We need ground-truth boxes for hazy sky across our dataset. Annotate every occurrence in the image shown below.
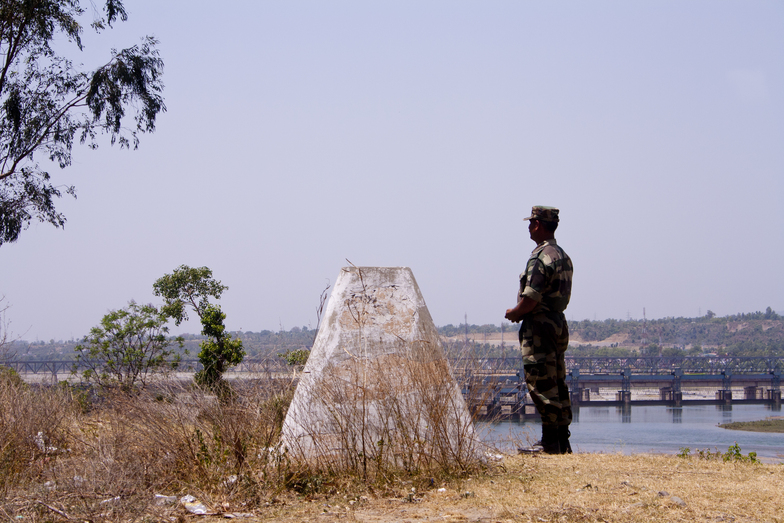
[2,1,782,342]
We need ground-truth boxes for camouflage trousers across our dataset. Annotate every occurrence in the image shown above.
[520,311,572,427]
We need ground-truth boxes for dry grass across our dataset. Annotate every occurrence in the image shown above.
[284,353,480,484]
[482,452,784,522]
[200,452,783,522]
[0,373,296,521]
[0,374,76,494]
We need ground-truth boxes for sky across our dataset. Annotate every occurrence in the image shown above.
[1,1,782,342]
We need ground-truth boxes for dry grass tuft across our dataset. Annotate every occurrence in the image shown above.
[0,373,76,494]
[0,374,297,520]
[284,353,481,486]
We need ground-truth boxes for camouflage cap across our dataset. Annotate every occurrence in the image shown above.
[523,206,560,223]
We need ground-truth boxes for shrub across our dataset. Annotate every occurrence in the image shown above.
[74,301,183,391]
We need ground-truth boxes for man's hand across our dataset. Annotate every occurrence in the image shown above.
[505,296,538,323]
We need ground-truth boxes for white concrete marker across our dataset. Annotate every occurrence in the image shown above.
[281,266,477,460]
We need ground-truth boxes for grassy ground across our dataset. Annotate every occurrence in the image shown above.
[3,371,783,522]
[203,452,784,522]
[7,450,782,522]
[719,417,784,433]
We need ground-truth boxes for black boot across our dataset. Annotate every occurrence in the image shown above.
[541,425,561,455]
[558,426,572,454]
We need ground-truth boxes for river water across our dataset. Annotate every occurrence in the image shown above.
[481,404,784,462]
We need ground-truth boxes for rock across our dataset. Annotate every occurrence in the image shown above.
[670,495,687,507]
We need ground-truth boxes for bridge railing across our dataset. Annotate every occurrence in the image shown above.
[450,356,783,375]
[2,356,781,375]
[0,358,291,375]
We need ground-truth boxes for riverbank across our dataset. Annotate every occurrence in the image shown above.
[720,417,784,433]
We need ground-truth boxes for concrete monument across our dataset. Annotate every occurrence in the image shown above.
[281,266,477,466]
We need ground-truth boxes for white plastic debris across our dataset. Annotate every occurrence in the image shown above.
[34,432,45,452]
[153,494,177,506]
[180,494,209,515]
[484,452,504,461]
[34,431,58,453]
[222,475,238,488]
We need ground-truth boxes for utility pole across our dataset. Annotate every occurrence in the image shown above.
[464,313,468,348]
[641,307,648,346]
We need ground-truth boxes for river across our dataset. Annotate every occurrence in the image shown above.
[481,404,784,462]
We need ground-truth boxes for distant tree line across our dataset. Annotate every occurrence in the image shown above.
[437,308,783,359]
[5,309,782,361]
[438,323,520,338]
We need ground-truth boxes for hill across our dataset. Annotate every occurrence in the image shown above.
[440,308,784,358]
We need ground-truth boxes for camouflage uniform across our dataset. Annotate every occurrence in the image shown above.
[518,208,573,428]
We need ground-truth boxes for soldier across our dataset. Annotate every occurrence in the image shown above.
[505,206,573,454]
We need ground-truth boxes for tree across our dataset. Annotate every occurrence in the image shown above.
[195,304,244,393]
[74,301,182,391]
[0,0,165,245]
[661,346,685,358]
[153,265,244,394]
[640,343,661,357]
[279,348,310,368]
[152,265,227,325]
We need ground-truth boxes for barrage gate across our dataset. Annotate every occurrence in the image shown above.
[461,356,783,420]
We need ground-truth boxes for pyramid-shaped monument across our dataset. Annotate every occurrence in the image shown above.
[282,267,477,464]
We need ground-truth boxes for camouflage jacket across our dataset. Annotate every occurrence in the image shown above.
[518,239,573,315]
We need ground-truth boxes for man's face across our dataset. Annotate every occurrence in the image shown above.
[528,219,538,241]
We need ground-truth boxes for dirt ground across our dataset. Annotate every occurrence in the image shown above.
[191,452,784,523]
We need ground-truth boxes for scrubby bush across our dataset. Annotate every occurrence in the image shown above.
[0,370,76,494]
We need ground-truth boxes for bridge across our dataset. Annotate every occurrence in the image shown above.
[4,356,782,416]
[5,355,781,375]
[0,358,291,376]
[460,356,783,418]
